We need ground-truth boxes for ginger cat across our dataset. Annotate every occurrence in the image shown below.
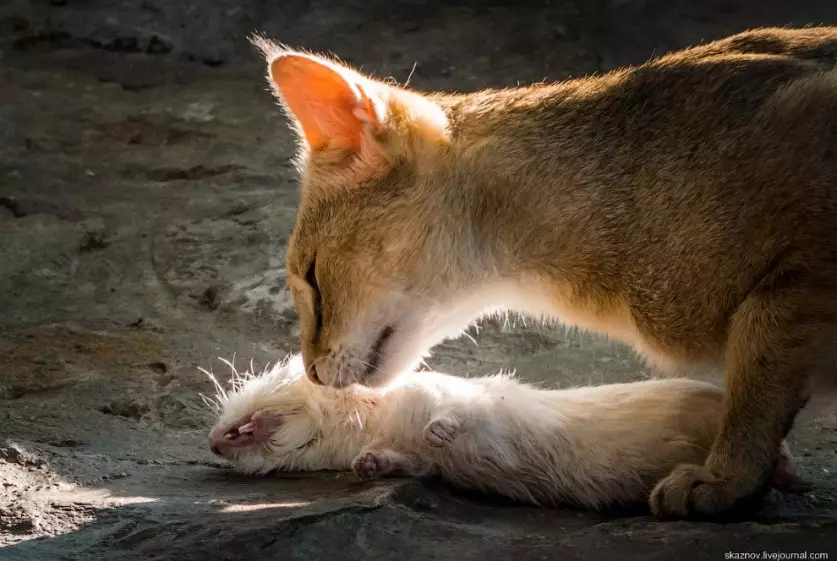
[252,27,837,519]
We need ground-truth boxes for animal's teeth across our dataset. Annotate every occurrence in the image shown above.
[224,430,238,439]
[237,422,256,434]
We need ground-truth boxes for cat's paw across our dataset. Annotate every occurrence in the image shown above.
[351,450,392,481]
[650,463,742,518]
[423,417,460,448]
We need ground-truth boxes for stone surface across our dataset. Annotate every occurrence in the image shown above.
[3,0,837,559]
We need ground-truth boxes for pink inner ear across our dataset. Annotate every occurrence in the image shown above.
[268,53,378,151]
[210,411,284,449]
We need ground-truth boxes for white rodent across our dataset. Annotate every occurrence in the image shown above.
[206,355,807,510]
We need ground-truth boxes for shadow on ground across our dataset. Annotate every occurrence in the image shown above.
[3,0,837,558]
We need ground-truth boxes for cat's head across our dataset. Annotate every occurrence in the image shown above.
[254,38,497,389]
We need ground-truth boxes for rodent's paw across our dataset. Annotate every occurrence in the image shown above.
[351,451,392,481]
[423,417,460,448]
[771,449,813,494]
[649,464,742,519]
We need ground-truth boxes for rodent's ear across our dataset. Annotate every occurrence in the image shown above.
[252,36,386,153]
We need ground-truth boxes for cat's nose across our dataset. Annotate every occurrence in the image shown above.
[307,363,323,385]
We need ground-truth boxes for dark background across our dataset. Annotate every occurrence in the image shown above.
[2,1,837,559]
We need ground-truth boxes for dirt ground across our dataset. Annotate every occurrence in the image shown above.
[3,0,837,559]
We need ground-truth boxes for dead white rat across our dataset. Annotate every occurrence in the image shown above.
[205,355,809,510]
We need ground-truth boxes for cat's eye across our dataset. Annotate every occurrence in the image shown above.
[305,260,323,332]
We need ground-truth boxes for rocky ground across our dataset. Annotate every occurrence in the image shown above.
[3,1,837,559]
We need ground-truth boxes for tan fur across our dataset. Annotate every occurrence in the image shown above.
[254,27,837,518]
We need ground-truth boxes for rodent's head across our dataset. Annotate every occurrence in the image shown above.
[254,37,495,389]
[206,355,378,474]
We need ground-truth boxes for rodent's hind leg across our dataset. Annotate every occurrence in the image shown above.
[771,441,813,494]
[423,412,464,448]
[351,448,433,481]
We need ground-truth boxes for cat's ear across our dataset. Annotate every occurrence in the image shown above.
[253,38,385,152]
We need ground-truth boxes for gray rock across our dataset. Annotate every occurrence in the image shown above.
[3,0,837,559]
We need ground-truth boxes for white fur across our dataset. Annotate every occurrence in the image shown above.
[357,279,559,388]
[335,276,676,389]
[208,354,730,510]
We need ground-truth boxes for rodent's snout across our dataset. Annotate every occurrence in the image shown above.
[208,411,285,458]
[209,429,233,458]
